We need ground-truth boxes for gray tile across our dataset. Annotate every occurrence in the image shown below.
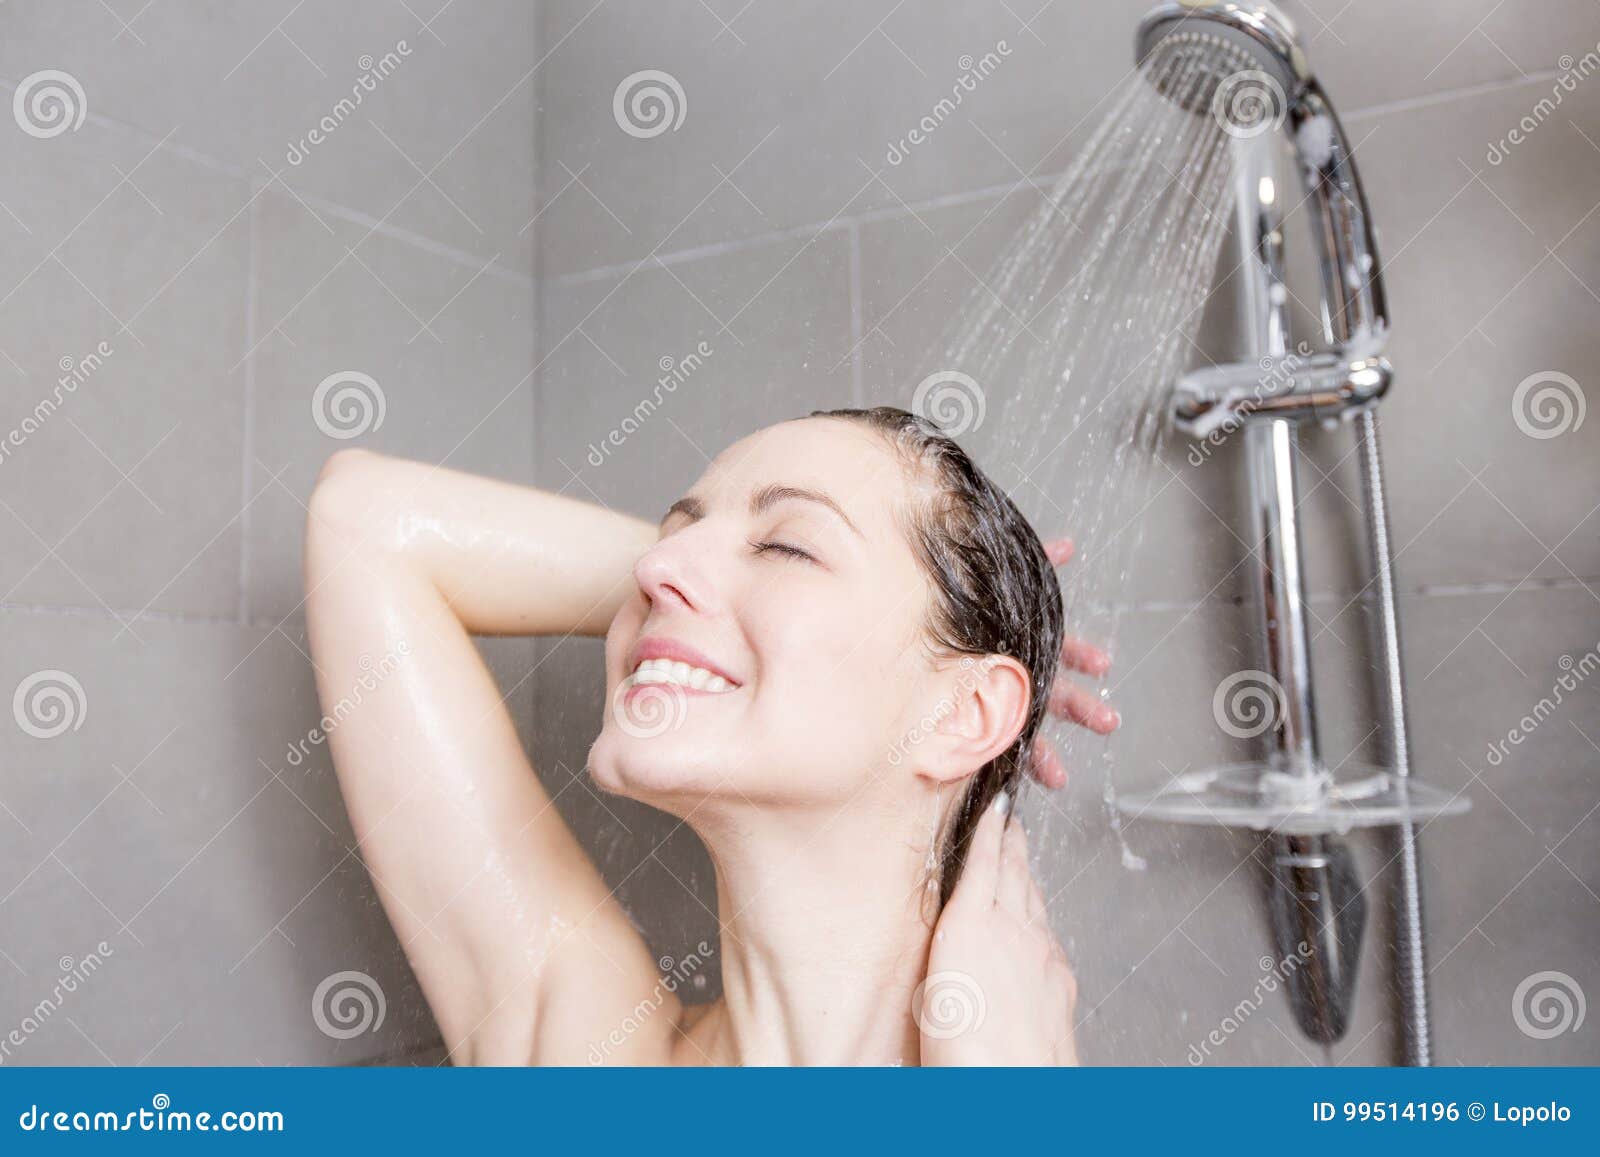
[1309,584,1600,1064]
[1341,74,1600,591]
[538,226,856,510]
[0,119,251,619]
[1,0,537,271]
[0,607,539,1063]
[245,188,537,621]
[1307,0,1600,114]
[535,0,1150,277]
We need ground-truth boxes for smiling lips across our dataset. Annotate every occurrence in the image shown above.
[625,636,741,697]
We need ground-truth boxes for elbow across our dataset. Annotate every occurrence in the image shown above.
[305,448,405,560]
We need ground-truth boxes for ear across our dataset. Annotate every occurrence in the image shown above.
[911,654,1032,786]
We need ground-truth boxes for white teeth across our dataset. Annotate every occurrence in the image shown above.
[630,656,736,692]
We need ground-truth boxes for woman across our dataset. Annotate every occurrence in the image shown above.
[304,406,1119,1065]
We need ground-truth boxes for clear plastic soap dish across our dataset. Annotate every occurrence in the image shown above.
[1114,760,1471,836]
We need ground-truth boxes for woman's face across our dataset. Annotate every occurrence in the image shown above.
[588,418,948,817]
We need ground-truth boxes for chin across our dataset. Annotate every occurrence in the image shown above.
[586,726,728,811]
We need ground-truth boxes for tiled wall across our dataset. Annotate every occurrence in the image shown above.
[2,0,1595,1067]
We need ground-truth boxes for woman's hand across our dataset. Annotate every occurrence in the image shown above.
[918,792,1080,1066]
[1030,537,1119,789]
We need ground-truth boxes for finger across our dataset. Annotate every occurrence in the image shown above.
[1048,680,1120,734]
[1029,735,1068,790]
[952,789,1011,905]
[996,820,1032,915]
[1059,635,1111,677]
[1043,538,1074,567]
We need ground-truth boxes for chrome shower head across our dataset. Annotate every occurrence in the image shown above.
[1136,0,1388,352]
[1134,1,1308,113]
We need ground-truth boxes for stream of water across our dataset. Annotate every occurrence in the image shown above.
[919,51,1243,863]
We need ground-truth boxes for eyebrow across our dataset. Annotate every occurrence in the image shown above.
[659,484,864,539]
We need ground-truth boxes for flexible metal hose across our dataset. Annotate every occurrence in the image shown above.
[1354,408,1431,1066]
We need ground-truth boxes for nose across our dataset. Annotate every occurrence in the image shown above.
[633,527,714,614]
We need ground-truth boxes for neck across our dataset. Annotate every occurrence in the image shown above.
[686,795,944,1066]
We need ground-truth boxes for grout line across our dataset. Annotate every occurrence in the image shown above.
[1342,65,1567,124]
[547,173,1052,289]
[237,184,263,625]
[544,66,1570,288]
[847,218,864,406]
[0,76,535,289]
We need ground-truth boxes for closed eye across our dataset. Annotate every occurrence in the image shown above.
[750,539,817,564]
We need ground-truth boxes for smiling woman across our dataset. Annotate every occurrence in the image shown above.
[302,407,1117,1066]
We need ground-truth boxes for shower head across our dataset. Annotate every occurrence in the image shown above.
[1137,0,1389,357]
[1134,1,1308,114]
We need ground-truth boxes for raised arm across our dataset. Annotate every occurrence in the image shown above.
[303,449,666,1063]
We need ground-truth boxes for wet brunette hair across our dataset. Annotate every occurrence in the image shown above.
[807,406,1065,908]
